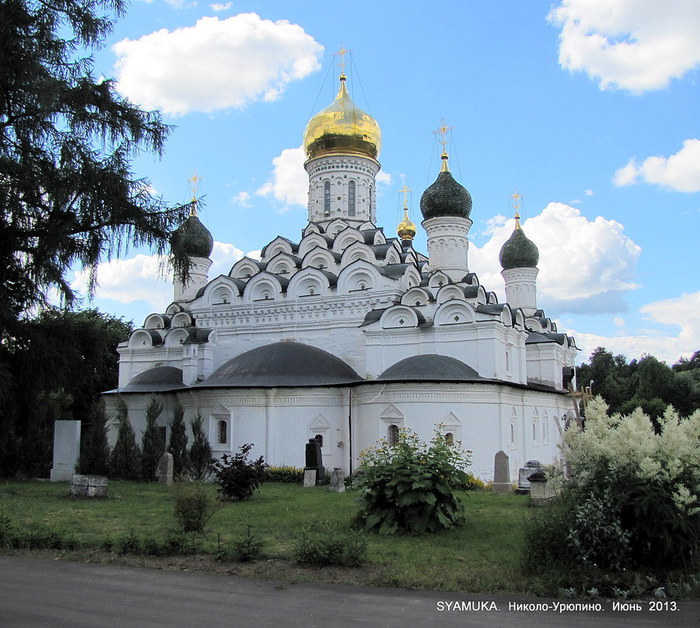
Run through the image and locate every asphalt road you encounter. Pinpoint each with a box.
[0,555,698,627]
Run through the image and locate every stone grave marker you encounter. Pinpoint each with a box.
[303,438,325,486]
[50,420,81,482]
[492,450,511,493]
[70,474,108,498]
[303,469,317,487]
[328,468,345,493]
[157,452,174,485]
[516,460,542,493]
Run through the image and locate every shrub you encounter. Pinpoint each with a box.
[77,400,110,476]
[168,401,189,477]
[212,444,267,501]
[354,428,472,534]
[141,397,165,481]
[265,466,305,483]
[525,398,700,579]
[140,398,165,481]
[173,482,219,533]
[215,525,264,562]
[108,399,141,481]
[293,522,367,567]
[188,413,213,481]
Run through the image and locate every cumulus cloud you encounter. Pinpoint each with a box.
[613,139,700,192]
[470,203,641,313]
[113,13,323,115]
[567,292,700,364]
[256,146,307,210]
[549,0,700,92]
[71,241,246,311]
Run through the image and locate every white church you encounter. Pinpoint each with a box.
[107,71,578,481]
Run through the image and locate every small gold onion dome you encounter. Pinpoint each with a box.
[397,208,417,241]
[303,74,381,161]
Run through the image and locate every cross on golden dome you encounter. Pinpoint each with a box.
[399,185,412,209]
[334,45,351,79]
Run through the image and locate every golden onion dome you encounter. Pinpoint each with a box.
[397,208,417,241]
[303,75,381,161]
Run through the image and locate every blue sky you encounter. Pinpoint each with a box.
[71,0,700,365]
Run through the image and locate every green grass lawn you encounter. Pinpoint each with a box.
[0,480,533,592]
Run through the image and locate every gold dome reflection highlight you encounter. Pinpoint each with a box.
[303,76,381,161]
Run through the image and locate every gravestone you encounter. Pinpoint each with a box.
[516,460,542,494]
[303,469,317,488]
[50,420,81,482]
[157,452,174,485]
[303,438,325,487]
[492,450,511,493]
[70,474,108,498]
[328,468,345,493]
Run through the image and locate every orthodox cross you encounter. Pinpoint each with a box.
[433,119,453,154]
[398,185,411,209]
[334,46,351,77]
[189,172,201,215]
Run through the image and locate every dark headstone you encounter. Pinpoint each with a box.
[304,438,325,484]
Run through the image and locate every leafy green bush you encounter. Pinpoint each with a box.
[212,444,267,501]
[173,482,219,533]
[525,398,700,579]
[293,522,367,567]
[266,466,305,483]
[354,428,471,534]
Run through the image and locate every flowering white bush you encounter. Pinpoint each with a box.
[565,397,700,518]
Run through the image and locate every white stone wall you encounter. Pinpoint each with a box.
[501,267,539,316]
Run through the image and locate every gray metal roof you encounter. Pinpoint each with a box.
[120,366,186,393]
[196,342,363,388]
[377,354,483,382]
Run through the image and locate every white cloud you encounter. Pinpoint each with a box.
[614,139,700,193]
[549,0,700,92]
[470,203,641,313]
[256,146,307,210]
[209,2,231,10]
[568,292,700,364]
[376,171,393,187]
[584,189,594,196]
[233,191,252,207]
[71,241,246,311]
[113,13,323,115]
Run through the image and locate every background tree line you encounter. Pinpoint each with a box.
[576,347,700,423]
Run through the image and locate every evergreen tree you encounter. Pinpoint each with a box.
[168,401,189,478]
[141,397,165,481]
[77,400,110,476]
[109,398,141,480]
[0,0,191,340]
[188,413,213,481]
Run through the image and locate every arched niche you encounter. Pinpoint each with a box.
[379,305,421,329]
[401,287,432,307]
[434,301,476,326]
[287,268,332,299]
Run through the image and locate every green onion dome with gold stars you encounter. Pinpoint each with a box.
[303,74,381,161]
